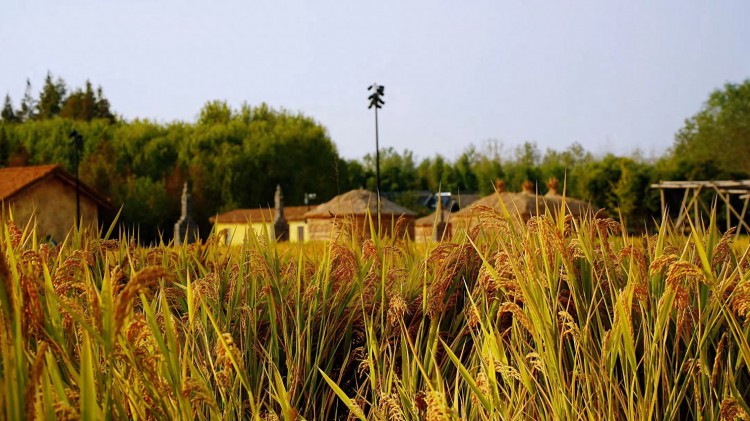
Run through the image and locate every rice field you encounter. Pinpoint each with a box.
[1,209,749,420]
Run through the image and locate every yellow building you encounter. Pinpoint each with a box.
[210,205,314,245]
[0,165,112,242]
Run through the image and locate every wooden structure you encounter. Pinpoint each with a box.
[304,189,416,241]
[650,180,750,234]
[0,165,112,241]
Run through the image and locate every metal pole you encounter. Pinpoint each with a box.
[75,145,80,228]
[375,105,381,229]
[69,131,82,229]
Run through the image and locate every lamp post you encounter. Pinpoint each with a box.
[68,130,83,228]
[367,83,385,222]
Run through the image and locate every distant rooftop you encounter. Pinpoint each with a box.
[0,164,111,208]
[304,189,416,218]
[210,205,314,224]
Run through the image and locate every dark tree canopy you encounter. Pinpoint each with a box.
[1,94,18,123]
[59,80,114,122]
[36,72,66,120]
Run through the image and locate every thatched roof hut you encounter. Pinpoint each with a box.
[451,179,593,232]
[541,178,591,217]
[304,189,416,241]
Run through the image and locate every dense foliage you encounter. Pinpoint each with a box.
[671,81,750,179]
[1,75,749,241]
[1,205,749,419]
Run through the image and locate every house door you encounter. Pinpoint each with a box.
[297,226,305,242]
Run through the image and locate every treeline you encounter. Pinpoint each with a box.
[2,73,114,123]
[1,74,748,240]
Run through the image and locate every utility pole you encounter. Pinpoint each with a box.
[367,83,385,223]
[68,130,83,229]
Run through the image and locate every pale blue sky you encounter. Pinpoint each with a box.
[2,0,749,160]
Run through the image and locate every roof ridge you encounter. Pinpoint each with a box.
[0,164,110,209]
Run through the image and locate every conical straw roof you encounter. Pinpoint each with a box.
[304,189,416,218]
[454,183,592,220]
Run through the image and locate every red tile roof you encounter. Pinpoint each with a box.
[210,205,316,224]
[0,165,58,201]
[0,165,112,209]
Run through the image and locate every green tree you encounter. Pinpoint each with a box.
[19,79,37,121]
[540,142,593,196]
[415,158,432,190]
[362,148,418,192]
[427,155,454,191]
[671,80,750,178]
[1,94,19,123]
[503,141,542,191]
[36,72,66,120]
[341,158,367,190]
[119,175,169,234]
[59,80,112,122]
[198,100,232,125]
[454,147,479,192]
[580,154,655,229]
[95,86,115,122]
[472,140,504,194]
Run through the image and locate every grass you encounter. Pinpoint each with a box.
[0,208,749,420]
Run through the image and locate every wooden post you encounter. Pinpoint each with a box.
[659,188,665,222]
[693,188,700,231]
[674,188,691,228]
[710,185,750,234]
[727,196,731,232]
[739,196,750,237]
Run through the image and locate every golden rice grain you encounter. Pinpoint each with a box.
[426,391,452,421]
[720,397,750,420]
[497,302,534,335]
[24,341,48,419]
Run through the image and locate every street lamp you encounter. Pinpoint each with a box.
[367,83,385,223]
[68,130,83,228]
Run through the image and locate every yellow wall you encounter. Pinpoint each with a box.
[7,177,99,242]
[289,220,308,242]
[216,220,309,245]
[216,222,270,246]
